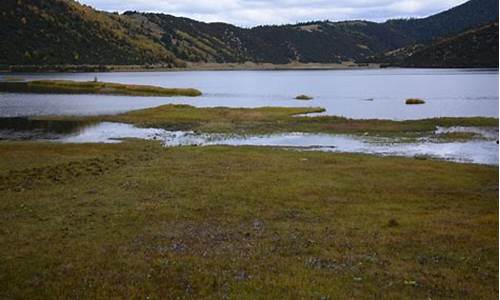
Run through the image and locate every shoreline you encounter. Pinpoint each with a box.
[1,63,496,74]
[0,62,383,73]
[29,104,499,139]
[0,80,202,97]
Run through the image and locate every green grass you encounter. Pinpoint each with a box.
[38,104,498,138]
[0,140,497,299]
[406,98,426,105]
[0,80,202,97]
[434,131,483,141]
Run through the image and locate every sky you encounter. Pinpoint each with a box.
[79,0,468,27]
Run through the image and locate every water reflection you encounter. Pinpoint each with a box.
[0,117,92,140]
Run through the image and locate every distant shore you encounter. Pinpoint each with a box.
[2,63,496,73]
[0,62,382,73]
[0,80,201,97]
[183,62,382,71]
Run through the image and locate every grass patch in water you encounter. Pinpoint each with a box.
[434,131,483,141]
[406,98,426,105]
[0,80,202,97]
[295,94,314,100]
[0,140,497,298]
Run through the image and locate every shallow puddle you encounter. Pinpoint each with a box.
[0,117,92,140]
[57,122,500,165]
[200,132,499,165]
[1,120,497,165]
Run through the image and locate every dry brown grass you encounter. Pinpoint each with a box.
[0,140,497,299]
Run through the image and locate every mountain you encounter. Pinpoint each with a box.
[133,0,497,64]
[0,0,181,66]
[401,22,499,68]
[362,22,499,67]
[0,0,498,67]
[127,13,413,64]
[386,0,499,42]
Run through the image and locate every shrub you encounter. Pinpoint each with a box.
[295,94,313,100]
[387,218,400,227]
[406,98,426,105]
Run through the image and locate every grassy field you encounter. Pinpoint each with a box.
[0,80,202,97]
[0,140,497,299]
[38,104,499,138]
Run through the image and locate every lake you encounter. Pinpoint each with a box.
[1,68,498,165]
[0,68,498,120]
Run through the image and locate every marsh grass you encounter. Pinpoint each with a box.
[434,131,483,141]
[0,141,497,299]
[110,105,499,137]
[39,104,498,139]
[0,80,202,97]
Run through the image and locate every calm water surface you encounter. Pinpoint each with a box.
[0,68,498,119]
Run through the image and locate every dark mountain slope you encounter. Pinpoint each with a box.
[132,0,499,65]
[0,0,498,66]
[0,0,179,66]
[246,21,412,62]
[387,0,499,42]
[401,22,499,68]
[129,13,415,63]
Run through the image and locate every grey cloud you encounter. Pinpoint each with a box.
[79,0,468,26]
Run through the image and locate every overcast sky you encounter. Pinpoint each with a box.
[79,0,468,27]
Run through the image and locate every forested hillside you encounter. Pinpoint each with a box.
[123,0,499,64]
[401,22,499,68]
[0,0,180,66]
[0,0,498,67]
[386,0,499,41]
[128,13,412,64]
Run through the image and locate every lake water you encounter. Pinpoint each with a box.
[0,68,498,120]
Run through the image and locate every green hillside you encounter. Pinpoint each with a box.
[0,0,180,66]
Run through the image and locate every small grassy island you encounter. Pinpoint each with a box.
[0,80,202,97]
[406,98,426,105]
[295,94,314,100]
[36,104,498,140]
